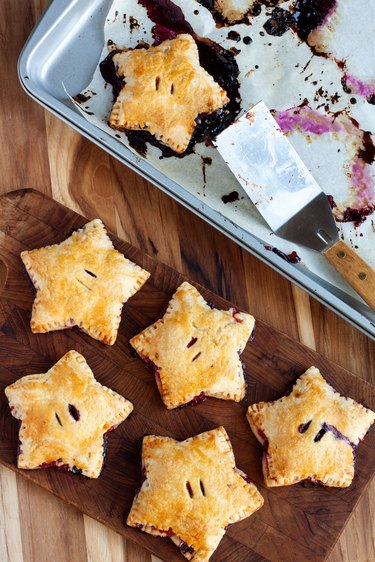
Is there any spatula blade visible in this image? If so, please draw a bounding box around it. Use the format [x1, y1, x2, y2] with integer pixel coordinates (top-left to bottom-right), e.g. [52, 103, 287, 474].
[215, 101, 324, 232]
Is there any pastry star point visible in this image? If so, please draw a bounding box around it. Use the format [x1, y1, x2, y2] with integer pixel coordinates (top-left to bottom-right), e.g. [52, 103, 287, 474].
[5, 350, 133, 478]
[247, 366, 375, 488]
[127, 426, 263, 561]
[21, 219, 150, 345]
[109, 34, 229, 153]
[130, 281, 255, 409]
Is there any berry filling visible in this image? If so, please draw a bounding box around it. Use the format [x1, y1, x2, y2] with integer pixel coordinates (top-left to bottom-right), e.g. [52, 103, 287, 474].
[231, 308, 243, 323]
[313, 422, 353, 447]
[151, 525, 174, 536]
[137, 352, 161, 379]
[179, 540, 195, 555]
[37, 459, 82, 475]
[186, 480, 194, 497]
[102, 424, 118, 463]
[177, 391, 207, 409]
[68, 403, 80, 421]
[257, 428, 271, 474]
[257, 428, 269, 453]
[234, 467, 253, 484]
[187, 337, 198, 348]
[298, 420, 312, 433]
[300, 476, 327, 487]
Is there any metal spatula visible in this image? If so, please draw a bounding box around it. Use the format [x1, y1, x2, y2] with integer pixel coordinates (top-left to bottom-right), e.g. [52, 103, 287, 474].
[215, 101, 375, 309]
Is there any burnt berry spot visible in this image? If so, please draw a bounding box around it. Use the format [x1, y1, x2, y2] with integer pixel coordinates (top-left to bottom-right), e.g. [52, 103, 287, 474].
[298, 420, 312, 433]
[68, 404, 80, 421]
[264, 8, 294, 36]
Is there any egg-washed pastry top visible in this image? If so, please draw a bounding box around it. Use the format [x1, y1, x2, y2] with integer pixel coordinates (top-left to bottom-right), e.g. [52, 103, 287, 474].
[127, 426, 264, 562]
[5, 351, 133, 478]
[21, 218, 150, 345]
[109, 34, 229, 154]
[130, 281, 255, 409]
[247, 366, 375, 488]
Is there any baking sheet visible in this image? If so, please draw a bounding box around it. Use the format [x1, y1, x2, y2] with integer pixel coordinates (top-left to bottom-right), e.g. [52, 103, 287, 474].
[72, 0, 375, 303]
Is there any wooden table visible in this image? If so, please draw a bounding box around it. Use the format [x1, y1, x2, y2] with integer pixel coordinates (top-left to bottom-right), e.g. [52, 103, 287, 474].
[0, 1, 374, 561]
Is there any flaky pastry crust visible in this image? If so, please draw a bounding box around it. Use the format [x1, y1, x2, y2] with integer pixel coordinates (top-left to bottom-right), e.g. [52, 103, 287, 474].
[21, 219, 150, 345]
[214, 0, 253, 22]
[130, 281, 255, 409]
[127, 426, 264, 561]
[247, 367, 375, 488]
[109, 34, 229, 154]
[5, 351, 133, 478]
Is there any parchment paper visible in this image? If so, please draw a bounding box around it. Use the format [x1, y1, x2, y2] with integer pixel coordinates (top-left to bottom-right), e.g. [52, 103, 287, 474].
[72, 0, 375, 303]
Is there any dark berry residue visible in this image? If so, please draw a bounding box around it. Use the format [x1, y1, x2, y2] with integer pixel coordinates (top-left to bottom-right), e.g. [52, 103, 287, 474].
[243, 35, 252, 45]
[221, 190, 239, 203]
[327, 194, 337, 209]
[264, 8, 294, 36]
[99, 50, 124, 100]
[264, 246, 301, 263]
[227, 30, 241, 42]
[292, 0, 337, 41]
[336, 206, 374, 228]
[73, 93, 92, 104]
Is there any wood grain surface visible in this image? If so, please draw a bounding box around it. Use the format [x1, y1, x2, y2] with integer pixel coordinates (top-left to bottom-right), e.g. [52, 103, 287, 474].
[1, 187, 375, 562]
[323, 240, 375, 310]
[0, 1, 374, 561]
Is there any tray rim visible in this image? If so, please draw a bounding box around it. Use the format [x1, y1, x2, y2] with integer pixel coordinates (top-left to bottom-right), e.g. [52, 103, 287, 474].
[17, 0, 375, 341]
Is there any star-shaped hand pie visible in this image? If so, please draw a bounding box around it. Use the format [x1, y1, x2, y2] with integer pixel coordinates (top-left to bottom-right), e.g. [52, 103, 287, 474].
[127, 426, 264, 561]
[130, 281, 255, 409]
[109, 34, 229, 154]
[21, 219, 150, 345]
[247, 367, 375, 488]
[5, 351, 133, 478]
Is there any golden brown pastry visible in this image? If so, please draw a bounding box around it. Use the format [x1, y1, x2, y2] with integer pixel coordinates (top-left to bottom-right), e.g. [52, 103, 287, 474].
[5, 351, 133, 478]
[21, 219, 150, 345]
[109, 34, 229, 154]
[130, 281, 255, 409]
[127, 426, 264, 561]
[214, 0, 253, 23]
[247, 366, 375, 488]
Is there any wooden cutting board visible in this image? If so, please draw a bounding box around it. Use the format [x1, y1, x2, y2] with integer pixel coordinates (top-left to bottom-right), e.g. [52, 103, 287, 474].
[0, 188, 374, 562]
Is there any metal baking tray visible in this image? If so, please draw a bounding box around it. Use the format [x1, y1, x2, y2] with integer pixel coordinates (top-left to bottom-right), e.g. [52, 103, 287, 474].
[18, 0, 375, 339]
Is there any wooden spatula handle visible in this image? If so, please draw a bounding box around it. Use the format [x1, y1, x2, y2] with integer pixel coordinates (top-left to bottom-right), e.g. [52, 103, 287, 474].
[323, 239, 375, 309]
